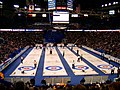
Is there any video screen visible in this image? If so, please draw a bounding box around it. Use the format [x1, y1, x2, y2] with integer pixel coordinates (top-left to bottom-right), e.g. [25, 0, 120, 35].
[109, 10, 115, 15]
[48, 0, 56, 10]
[67, 0, 73, 10]
[52, 11, 69, 23]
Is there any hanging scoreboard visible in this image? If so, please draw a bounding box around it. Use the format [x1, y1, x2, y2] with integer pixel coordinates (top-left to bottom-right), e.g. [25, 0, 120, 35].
[48, 0, 56, 10]
[67, 0, 73, 10]
[48, 0, 73, 10]
[52, 11, 69, 23]
[56, 0, 67, 10]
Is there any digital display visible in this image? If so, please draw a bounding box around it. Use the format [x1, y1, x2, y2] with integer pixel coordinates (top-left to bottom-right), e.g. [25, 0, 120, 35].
[56, 0, 67, 6]
[48, 0, 56, 10]
[109, 10, 115, 15]
[52, 11, 69, 23]
[67, 0, 73, 10]
[56, 0, 67, 10]
[71, 14, 78, 17]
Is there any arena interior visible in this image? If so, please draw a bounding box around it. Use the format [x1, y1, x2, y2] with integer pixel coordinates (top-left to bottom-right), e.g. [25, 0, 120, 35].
[0, 0, 120, 90]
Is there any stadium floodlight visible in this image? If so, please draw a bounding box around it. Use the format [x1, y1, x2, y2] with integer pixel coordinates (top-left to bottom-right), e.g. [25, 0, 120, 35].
[14, 5, 19, 8]
[24, 6, 27, 9]
[71, 14, 78, 17]
[102, 5, 104, 7]
[0, 1, 3, 4]
[18, 13, 21, 16]
[84, 14, 88, 17]
[32, 14, 36, 17]
[35, 8, 41, 11]
[115, 2, 118, 4]
[113, 2, 116, 5]
[108, 3, 111, 6]
[42, 14, 46, 17]
[105, 4, 107, 6]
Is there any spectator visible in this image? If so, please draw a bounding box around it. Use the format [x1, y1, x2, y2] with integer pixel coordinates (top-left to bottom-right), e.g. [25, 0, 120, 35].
[111, 66, 115, 75]
[41, 79, 46, 86]
[72, 84, 87, 90]
[108, 82, 120, 90]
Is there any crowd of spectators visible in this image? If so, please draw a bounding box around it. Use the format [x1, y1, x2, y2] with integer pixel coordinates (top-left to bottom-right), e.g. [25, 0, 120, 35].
[0, 31, 120, 64]
[0, 31, 120, 63]
[0, 77, 120, 90]
[0, 31, 44, 64]
[0, 31, 120, 90]
[65, 31, 120, 59]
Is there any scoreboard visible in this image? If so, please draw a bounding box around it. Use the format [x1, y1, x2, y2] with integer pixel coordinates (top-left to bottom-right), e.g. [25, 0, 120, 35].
[56, 0, 67, 10]
[67, 0, 73, 10]
[48, 0, 56, 10]
[48, 0, 73, 10]
[52, 11, 69, 23]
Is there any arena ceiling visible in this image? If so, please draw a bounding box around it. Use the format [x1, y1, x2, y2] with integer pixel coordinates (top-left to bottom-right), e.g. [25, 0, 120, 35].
[0, 0, 120, 29]
[1, 0, 119, 10]
[75, 0, 119, 9]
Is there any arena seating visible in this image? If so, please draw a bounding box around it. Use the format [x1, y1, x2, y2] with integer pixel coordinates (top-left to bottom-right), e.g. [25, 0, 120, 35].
[0, 31, 120, 90]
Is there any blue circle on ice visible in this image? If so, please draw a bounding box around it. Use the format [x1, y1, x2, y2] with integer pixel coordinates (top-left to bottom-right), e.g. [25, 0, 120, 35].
[97, 64, 113, 69]
[46, 66, 62, 71]
[74, 65, 89, 70]
[18, 66, 35, 71]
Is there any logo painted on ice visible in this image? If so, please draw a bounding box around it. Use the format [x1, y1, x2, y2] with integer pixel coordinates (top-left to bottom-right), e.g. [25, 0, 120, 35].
[97, 64, 113, 69]
[74, 65, 89, 70]
[18, 66, 35, 71]
[46, 66, 62, 71]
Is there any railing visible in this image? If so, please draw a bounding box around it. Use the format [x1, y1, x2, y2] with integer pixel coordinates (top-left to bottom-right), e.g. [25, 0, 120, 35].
[82, 45, 120, 65]
[84, 75, 108, 84]
[4, 76, 109, 85]
[4, 77, 70, 85]
[0, 46, 30, 72]
[4, 77, 30, 84]
[44, 77, 71, 85]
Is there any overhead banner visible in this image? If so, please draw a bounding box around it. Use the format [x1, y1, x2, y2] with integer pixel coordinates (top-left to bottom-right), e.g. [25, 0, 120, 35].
[48, 0, 56, 10]
[67, 0, 73, 10]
